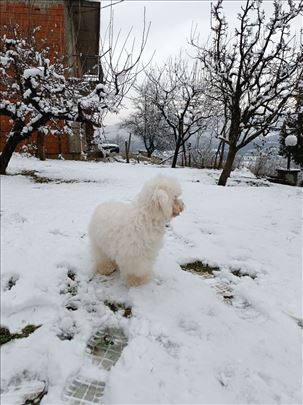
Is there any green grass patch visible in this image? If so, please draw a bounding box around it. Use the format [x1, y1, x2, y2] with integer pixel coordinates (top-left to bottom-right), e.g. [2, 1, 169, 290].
[0, 324, 41, 345]
[180, 261, 220, 277]
[104, 300, 132, 318]
[20, 170, 52, 184]
[231, 269, 257, 279]
[66, 271, 79, 296]
[60, 269, 79, 297]
[19, 170, 96, 185]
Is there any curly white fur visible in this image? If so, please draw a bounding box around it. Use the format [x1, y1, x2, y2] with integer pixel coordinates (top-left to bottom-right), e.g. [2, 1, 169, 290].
[88, 175, 184, 286]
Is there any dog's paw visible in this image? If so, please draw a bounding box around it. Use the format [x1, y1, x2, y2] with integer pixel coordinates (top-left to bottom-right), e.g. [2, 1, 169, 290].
[127, 274, 151, 287]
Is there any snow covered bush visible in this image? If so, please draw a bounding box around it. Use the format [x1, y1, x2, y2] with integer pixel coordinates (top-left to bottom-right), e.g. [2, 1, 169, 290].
[245, 144, 284, 178]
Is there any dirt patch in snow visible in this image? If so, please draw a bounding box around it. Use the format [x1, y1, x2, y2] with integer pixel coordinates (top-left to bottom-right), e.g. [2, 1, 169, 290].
[180, 261, 219, 278]
[18, 170, 96, 185]
[0, 325, 41, 346]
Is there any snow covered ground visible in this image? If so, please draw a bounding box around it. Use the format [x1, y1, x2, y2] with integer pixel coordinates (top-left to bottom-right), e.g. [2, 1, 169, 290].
[1, 154, 302, 404]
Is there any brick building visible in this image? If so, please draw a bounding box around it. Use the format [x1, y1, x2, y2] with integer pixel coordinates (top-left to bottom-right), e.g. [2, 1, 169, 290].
[0, 0, 100, 159]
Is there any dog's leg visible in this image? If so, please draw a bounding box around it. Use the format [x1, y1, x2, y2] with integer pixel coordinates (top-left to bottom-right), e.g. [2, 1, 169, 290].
[91, 243, 116, 275]
[127, 273, 151, 287]
[119, 258, 152, 287]
[96, 257, 116, 275]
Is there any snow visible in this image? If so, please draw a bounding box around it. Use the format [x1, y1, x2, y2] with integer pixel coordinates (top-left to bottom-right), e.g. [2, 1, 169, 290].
[1, 154, 302, 404]
[0, 56, 11, 66]
[285, 134, 298, 147]
[100, 143, 119, 148]
[23, 67, 44, 79]
[23, 89, 32, 99]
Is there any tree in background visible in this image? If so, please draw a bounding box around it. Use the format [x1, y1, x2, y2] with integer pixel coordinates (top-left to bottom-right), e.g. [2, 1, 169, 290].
[0, 19, 149, 174]
[192, 0, 303, 185]
[121, 82, 170, 157]
[189, 119, 225, 169]
[145, 56, 213, 168]
[246, 139, 282, 177]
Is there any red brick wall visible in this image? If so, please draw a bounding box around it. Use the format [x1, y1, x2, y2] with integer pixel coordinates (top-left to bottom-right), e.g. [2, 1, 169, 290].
[0, 1, 65, 53]
[0, 0, 70, 156]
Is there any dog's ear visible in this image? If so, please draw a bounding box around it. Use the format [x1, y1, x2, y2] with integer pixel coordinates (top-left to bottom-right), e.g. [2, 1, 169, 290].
[152, 188, 171, 218]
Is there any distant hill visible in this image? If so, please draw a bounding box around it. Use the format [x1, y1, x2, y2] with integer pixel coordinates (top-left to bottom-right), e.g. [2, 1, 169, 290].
[239, 133, 280, 155]
[99, 124, 281, 156]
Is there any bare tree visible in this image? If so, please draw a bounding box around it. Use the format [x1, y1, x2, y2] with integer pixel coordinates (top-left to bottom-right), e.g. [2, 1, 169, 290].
[121, 82, 171, 157]
[192, 0, 303, 185]
[190, 119, 224, 169]
[246, 139, 282, 177]
[98, 6, 151, 109]
[0, 14, 149, 174]
[145, 56, 213, 168]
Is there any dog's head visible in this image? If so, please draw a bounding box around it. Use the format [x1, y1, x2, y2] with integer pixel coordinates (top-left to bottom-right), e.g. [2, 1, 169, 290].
[138, 175, 184, 222]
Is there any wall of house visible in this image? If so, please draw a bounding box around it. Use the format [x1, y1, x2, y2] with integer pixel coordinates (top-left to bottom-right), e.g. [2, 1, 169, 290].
[0, 0, 65, 50]
[0, 0, 100, 159]
[68, 0, 100, 76]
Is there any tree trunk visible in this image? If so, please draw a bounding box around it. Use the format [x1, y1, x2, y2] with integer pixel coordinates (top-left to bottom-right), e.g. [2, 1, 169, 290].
[36, 131, 46, 161]
[182, 143, 187, 167]
[171, 142, 181, 168]
[172, 132, 183, 168]
[172, 122, 184, 168]
[84, 122, 94, 152]
[287, 151, 291, 170]
[214, 140, 226, 169]
[218, 141, 225, 169]
[218, 145, 237, 186]
[125, 140, 129, 163]
[0, 132, 23, 174]
[214, 141, 221, 169]
[125, 133, 132, 163]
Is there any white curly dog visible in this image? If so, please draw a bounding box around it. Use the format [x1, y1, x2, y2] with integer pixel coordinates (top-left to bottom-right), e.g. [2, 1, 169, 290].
[88, 175, 184, 287]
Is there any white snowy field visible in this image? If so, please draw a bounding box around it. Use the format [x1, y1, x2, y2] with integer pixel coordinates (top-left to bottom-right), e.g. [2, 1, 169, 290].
[1, 154, 302, 404]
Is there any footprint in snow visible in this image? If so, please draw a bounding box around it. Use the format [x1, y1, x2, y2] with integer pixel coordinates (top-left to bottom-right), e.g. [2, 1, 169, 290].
[0, 376, 47, 404]
[62, 327, 128, 404]
[49, 229, 69, 237]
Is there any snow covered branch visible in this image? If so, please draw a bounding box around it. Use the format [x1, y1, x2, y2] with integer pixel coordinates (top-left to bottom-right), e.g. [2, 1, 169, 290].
[191, 0, 303, 185]
[0, 22, 148, 173]
[144, 56, 215, 167]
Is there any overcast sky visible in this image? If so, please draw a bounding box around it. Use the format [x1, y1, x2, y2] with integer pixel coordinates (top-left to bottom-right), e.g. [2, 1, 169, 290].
[100, 0, 302, 126]
[101, 1, 212, 66]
